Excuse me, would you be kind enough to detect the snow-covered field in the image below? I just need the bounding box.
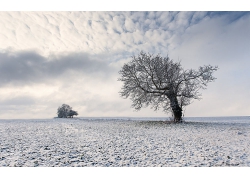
[0,117,250,167]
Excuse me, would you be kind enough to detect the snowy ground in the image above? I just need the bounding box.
[0,117,250,167]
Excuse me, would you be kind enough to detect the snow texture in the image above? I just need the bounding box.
[0,117,250,167]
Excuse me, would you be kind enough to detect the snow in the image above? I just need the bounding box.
[0,117,250,167]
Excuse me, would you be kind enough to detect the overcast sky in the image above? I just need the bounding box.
[0,11,250,118]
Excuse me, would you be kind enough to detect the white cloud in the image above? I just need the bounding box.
[0,12,194,56]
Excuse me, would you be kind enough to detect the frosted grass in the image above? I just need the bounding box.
[0,117,250,167]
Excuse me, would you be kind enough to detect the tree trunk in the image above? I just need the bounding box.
[169,95,183,123]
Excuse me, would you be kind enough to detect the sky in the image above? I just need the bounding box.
[0,9,250,118]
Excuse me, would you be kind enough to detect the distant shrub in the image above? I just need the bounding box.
[57,104,78,118]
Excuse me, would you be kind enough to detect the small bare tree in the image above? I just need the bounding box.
[118,51,218,123]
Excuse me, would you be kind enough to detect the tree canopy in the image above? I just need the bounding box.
[57,104,78,118]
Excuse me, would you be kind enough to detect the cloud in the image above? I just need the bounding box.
[169,12,250,68]
[0,50,116,86]
[0,96,36,106]
[0,11,212,56]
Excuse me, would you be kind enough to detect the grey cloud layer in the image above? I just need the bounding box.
[0,96,36,106]
[0,51,116,86]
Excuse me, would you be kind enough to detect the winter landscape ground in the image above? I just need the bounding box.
[0,117,250,167]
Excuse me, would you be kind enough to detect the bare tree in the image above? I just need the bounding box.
[118,51,218,123]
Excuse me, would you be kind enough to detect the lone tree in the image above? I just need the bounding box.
[57,104,78,118]
[118,51,218,123]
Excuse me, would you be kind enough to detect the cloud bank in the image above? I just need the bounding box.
[0,12,214,56]
[0,51,116,86]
